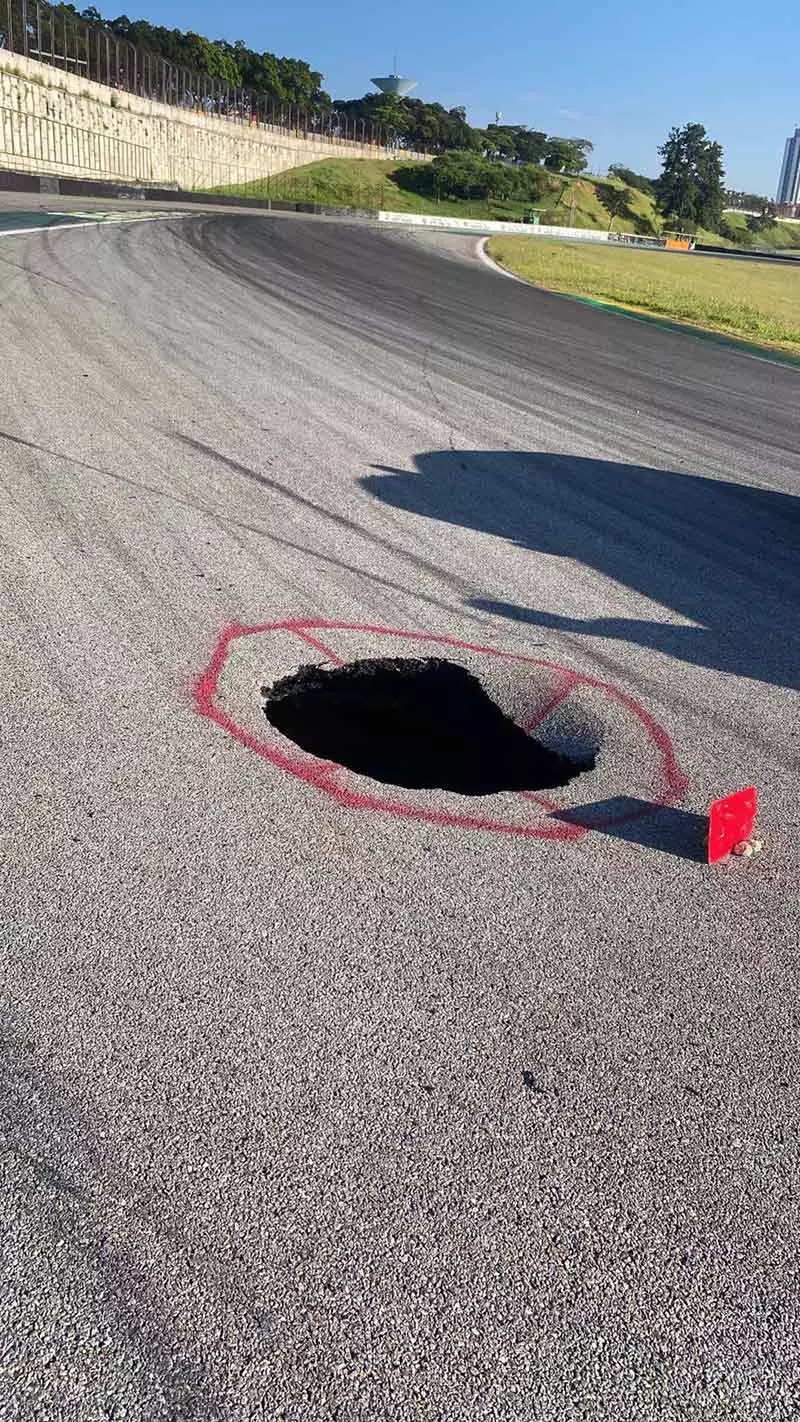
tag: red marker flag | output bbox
[708,787,758,864]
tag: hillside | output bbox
[216,161,660,234]
[716,210,800,250]
[215,159,799,248]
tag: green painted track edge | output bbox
[485,245,800,371]
[563,290,800,371]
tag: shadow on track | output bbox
[362,452,800,691]
[550,799,709,861]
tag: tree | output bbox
[515,164,550,201]
[747,203,778,234]
[371,96,410,137]
[595,180,633,230]
[181,33,241,85]
[486,124,517,160]
[483,124,547,165]
[515,129,547,165]
[406,150,553,205]
[656,123,725,230]
[608,163,655,196]
[228,48,283,100]
[332,94,473,152]
[485,164,516,199]
[724,189,770,212]
[543,136,592,173]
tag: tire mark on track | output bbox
[0,428,481,624]
[174,433,477,600]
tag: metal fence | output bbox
[0,100,153,179]
[0,0,391,149]
[608,231,695,251]
[0,103,412,194]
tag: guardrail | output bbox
[608,231,695,251]
[377,212,700,250]
[379,212,615,242]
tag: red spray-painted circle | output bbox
[194,619,688,841]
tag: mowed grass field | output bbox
[486,238,800,354]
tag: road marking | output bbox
[195,618,688,841]
[0,212,187,239]
[475,236,800,369]
[46,209,185,221]
[475,236,528,282]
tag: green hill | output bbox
[215,159,799,249]
[715,210,800,250]
[215,160,660,232]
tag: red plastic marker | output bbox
[707,786,758,864]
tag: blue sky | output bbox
[132,0,797,194]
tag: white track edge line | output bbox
[0,213,188,239]
[474,236,528,282]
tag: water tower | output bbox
[370,73,417,98]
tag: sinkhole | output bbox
[261,657,595,796]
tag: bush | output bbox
[410,151,555,204]
[718,216,752,246]
[430,151,498,199]
[392,152,561,213]
[515,164,551,202]
[392,163,436,197]
[747,211,778,234]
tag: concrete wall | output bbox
[0,51,412,189]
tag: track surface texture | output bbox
[1,205,799,1422]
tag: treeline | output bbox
[51,4,330,106]
[332,106,594,171]
[37,5,596,163]
[723,189,773,213]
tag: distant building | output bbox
[776,127,800,204]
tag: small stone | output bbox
[732,841,754,857]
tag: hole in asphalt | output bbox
[261,657,595,796]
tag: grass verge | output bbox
[486,237,800,355]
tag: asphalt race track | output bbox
[1,202,799,1421]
